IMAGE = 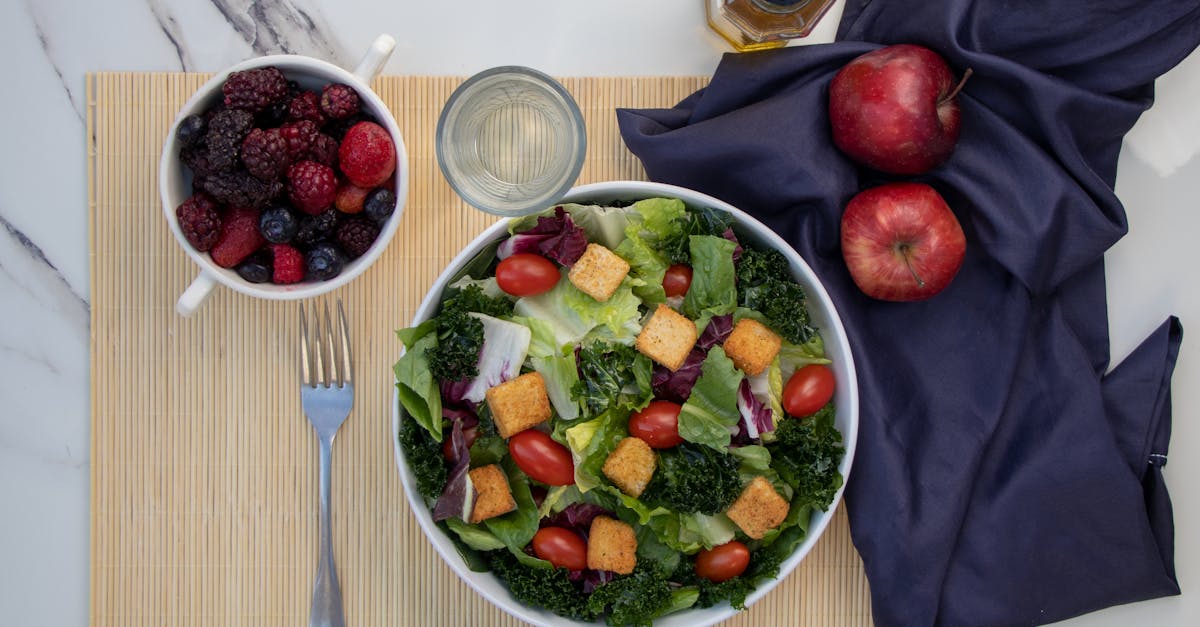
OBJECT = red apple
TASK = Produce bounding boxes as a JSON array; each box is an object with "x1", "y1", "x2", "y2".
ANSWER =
[
  {"x1": 829, "y1": 44, "x2": 971, "y2": 175},
  {"x1": 840, "y1": 182, "x2": 966, "y2": 301}
]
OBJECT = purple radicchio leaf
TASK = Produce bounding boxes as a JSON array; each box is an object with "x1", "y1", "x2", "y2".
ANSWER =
[
  {"x1": 432, "y1": 417, "x2": 476, "y2": 521},
  {"x1": 496, "y1": 206, "x2": 588, "y2": 266},
  {"x1": 698, "y1": 314, "x2": 734, "y2": 350},
  {"x1": 737, "y1": 378, "x2": 774, "y2": 442},
  {"x1": 722, "y1": 227, "x2": 743, "y2": 263},
  {"x1": 541, "y1": 502, "x2": 614, "y2": 533},
  {"x1": 651, "y1": 314, "x2": 735, "y2": 403}
]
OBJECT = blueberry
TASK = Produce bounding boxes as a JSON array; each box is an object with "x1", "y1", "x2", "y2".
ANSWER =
[
  {"x1": 234, "y1": 250, "x2": 272, "y2": 283},
  {"x1": 259, "y1": 206, "x2": 299, "y2": 243},
  {"x1": 305, "y1": 243, "x2": 345, "y2": 281},
  {"x1": 363, "y1": 188, "x2": 396, "y2": 224},
  {"x1": 175, "y1": 114, "x2": 206, "y2": 148}
]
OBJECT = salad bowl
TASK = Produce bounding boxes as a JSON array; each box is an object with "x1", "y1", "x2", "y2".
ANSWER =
[{"x1": 392, "y1": 180, "x2": 858, "y2": 626}]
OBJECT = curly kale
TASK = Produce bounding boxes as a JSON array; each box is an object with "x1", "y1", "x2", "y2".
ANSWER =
[
  {"x1": 398, "y1": 411, "x2": 448, "y2": 500},
  {"x1": 768, "y1": 403, "x2": 844, "y2": 511},
  {"x1": 426, "y1": 284, "x2": 515, "y2": 382},
  {"x1": 641, "y1": 442, "x2": 742, "y2": 515},
  {"x1": 736, "y1": 248, "x2": 815, "y2": 344},
  {"x1": 670, "y1": 556, "x2": 756, "y2": 611},
  {"x1": 571, "y1": 341, "x2": 653, "y2": 415},
  {"x1": 661, "y1": 205, "x2": 734, "y2": 265},
  {"x1": 488, "y1": 551, "x2": 595, "y2": 621},
  {"x1": 587, "y1": 564, "x2": 674, "y2": 626}
]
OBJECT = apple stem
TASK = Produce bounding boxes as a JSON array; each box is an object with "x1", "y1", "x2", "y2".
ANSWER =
[
  {"x1": 938, "y1": 67, "x2": 974, "y2": 106},
  {"x1": 899, "y1": 244, "x2": 926, "y2": 288}
]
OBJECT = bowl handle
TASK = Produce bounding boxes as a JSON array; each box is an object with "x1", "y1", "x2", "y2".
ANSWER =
[
  {"x1": 352, "y1": 34, "x2": 396, "y2": 84},
  {"x1": 176, "y1": 271, "x2": 217, "y2": 316}
]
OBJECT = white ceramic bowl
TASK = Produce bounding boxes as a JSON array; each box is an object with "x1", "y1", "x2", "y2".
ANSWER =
[
  {"x1": 159, "y1": 34, "x2": 409, "y2": 316},
  {"x1": 392, "y1": 180, "x2": 859, "y2": 626}
]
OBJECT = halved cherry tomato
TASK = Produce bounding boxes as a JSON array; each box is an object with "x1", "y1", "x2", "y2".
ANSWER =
[
  {"x1": 441, "y1": 426, "x2": 478, "y2": 462},
  {"x1": 783, "y1": 364, "x2": 836, "y2": 417},
  {"x1": 496, "y1": 253, "x2": 559, "y2": 297},
  {"x1": 629, "y1": 400, "x2": 685, "y2": 449},
  {"x1": 662, "y1": 263, "x2": 693, "y2": 298},
  {"x1": 508, "y1": 429, "x2": 575, "y2": 486},
  {"x1": 531, "y1": 527, "x2": 588, "y2": 570},
  {"x1": 695, "y1": 540, "x2": 750, "y2": 583}
]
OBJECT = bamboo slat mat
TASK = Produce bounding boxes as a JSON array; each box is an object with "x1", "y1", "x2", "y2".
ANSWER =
[{"x1": 87, "y1": 72, "x2": 873, "y2": 626}]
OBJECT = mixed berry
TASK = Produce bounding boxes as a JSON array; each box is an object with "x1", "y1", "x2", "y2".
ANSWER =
[{"x1": 174, "y1": 66, "x2": 399, "y2": 285}]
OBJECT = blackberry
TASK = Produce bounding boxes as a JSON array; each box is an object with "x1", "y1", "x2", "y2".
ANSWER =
[
  {"x1": 324, "y1": 112, "x2": 377, "y2": 141},
  {"x1": 320, "y1": 83, "x2": 360, "y2": 119},
  {"x1": 256, "y1": 80, "x2": 301, "y2": 127},
  {"x1": 286, "y1": 90, "x2": 326, "y2": 125},
  {"x1": 175, "y1": 193, "x2": 222, "y2": 251},
  {"x1": 199, "y1": 168, "x2": 283, "y2": 209},
  {"x1": 307, "y1": 133, "x2": 339, "y2": 168},
  {"x1": 335, "y1": 216, "x2": 380, "y2": 259},
  {"x1": 363, "y1": 187, "x2": 396, "y2": 223},
  {"x1": 175, "y1": 114, "x2": 207, "y2": 148},
  {"x1": 305, "y1": 243, "x2": 346, "y2": 281},
  {"x1": 279, "y1": 119, "x2": 319, "y2": 159},
  {"x1": 180, "y1": 144, "x2": 217, "y2": 180},
  {"x1": 294, "y1": 209, "x2": 341, "y2": 247},
  {"x1": 222, "y1": 66, "x2": 289, "y2": 113},
  {"x1": 234, "y1": 249, "x2": 273, "y2": 283},
  {"x1": 203, "y1": 109, "x2": 255, "y2": 171},
  {"x1": 258, "y1": 205, "x2": 300, "y2": 243},
  {"x1": 240, "y1": 128, "x2": 291, "y2": 181}
]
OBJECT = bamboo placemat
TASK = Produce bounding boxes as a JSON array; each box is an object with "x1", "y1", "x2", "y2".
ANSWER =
[{"x1": 87, "y1": 72, "x2": 872, "y2": 626}]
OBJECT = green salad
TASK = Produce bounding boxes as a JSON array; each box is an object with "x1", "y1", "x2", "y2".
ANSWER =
[{"x1": 395, "y1": 198, "x2": 844, "y2": 625}]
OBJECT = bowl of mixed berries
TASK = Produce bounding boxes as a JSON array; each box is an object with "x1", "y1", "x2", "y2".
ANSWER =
[{"x1": 160, "y1": 35, "x2": 408, "y2": 315}]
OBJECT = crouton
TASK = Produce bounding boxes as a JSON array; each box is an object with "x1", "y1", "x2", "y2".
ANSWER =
[
  {"x1": 587, "y1": 516, "x2": 637, "y2": 574},
  {"x1": 635, "y1": 304, "x2": 698, "y2": 371},
  {"x1": 568, "y1": 243, "x2": 630, "y2": 302},
  {"x1": 468, "y1": 464, "x2": 516, "y2": 523},
  {"x1": 725, "y1": 476, "x2": 790, "y2": 539},
  {"x1": 485, "y1": 372, "x2": 552, "y2": 439},
  {"x1": 723, "y1": 318, "x2": 782, "y2": 376},
  {"x1": 602, "y1": 437, "x2": 657, "y2": 498}
]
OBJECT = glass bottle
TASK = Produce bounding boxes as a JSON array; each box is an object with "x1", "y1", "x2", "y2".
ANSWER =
[{"x1": 705, "y1": 0, "x2": 838, "y2": 52}]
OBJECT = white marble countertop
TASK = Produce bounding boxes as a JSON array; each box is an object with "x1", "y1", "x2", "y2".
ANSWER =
[{"x1": 1, "y1": 1, "x2": 1197, "y2": 625}]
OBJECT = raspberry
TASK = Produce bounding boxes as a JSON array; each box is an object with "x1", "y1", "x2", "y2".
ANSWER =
[
  {"x1": 320, "y1": 84, "x2": 361, "y2": 119},
  {"x1": 334, "y1": 181, "x2": 370, "y2": 214},
  {"x1": 199, "y1": 168, "x2": 283, "y2": 209},
  {"x1": 363, "y1": 187, "x2": 397, "y2": 224},
  {"x1": 305, "y1": 243, "x2": 345, "y2": 281},
  {"x1": 270, "y1": 244, "x2": 304, "y2": 284},
  {"x1": 222, "y1": 67, "x2": 289, "y2": 112},
  {"x1": 307, "y1": 134, "x2": 339, "y2": 168},
  {"x1": 335, "y1": 216, "x2": 380, "y2": 258},
  {"x1": 175, "y1": 193, "x2": 222, "y2": 251},
  {"x1": 210, "y1": 207, "x2": 265, "y2": 268},
  {"x1": 204, "y1": 109, "x2": 255, "y2": 171},
  {"x1": 286, "y1": 90, "x2": 326, "y2": 125},
  {"x1": 280, "y1": 119, "x2": 319, "y2": 160},
  {"x1": 287, "y1": 160, "x2": 338, "y2": 214},
  {"x1": 338, "y1": 121, "x2": 397, "y2": 187},
  {"x1": 240, "y1": 128, "x2": 291, "y2": 181},
  {"x1": 294, "y1": 209, "x2": 341, "y2": 247}
]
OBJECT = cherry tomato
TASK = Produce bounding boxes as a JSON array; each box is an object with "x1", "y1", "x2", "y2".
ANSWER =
[
  {"x1": 496, "y1": 253, "x2": 560, "y2": 297},
  {"x1": 662, "y1": 264, "x2": 693, "y2": 298},
  {"x1": 695, "y1": 540, "x2": 750, "y2": 583},
  {"x1": 508, "y1": 430, "x2": 575, "y2": 486},
  {"x1": 629, "y1": 400, "x2": 685, "y2": 449},
  {"x1": 783, "y1": 364, "x2": 836, "y2": 417},
  {"x1": 441, "y1": 426, "x2": 478, "y2": 462},
  {"x1": 531, "y1": 527, "x2": 588, "y2": 570}
]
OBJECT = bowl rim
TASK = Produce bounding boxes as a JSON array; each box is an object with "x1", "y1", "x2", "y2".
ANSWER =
[
  {"x1": 158, "y1": 53, "x2": 411, "y2": 300},
  {"x1": 391, "y1": 180, "x2": 859, "y2": 626},
  {"x1": 435, "y1": 65, "x2": 587, "y2": 218}
]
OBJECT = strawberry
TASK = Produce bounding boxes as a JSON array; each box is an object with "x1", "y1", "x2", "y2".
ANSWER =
[
  {"x1": 210, "y1": 207, "x2": 265, "y2": 268},
  {"x1": 337, "y1": 121, "x2": 396, "y2": 187}
]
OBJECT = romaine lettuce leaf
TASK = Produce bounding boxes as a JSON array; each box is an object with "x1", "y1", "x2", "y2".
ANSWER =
[
  {"x1": 677, "y1": 347, "x2": 744, "y2": 449},
  {"x1": 682, "y1": 235, "x2": 738, "y2": 320},
  {"x1": 394, "y1": 330, "x2": 443, "y2": 441}
]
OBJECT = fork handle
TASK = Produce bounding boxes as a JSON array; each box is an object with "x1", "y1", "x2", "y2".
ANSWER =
[{"x1": 310, "y1": 435, "x2": 345, "y2": 627}]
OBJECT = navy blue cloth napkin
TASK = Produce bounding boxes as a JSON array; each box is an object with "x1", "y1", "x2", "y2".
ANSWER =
[{"x1": 617, "y1": 1, "x2": 1199, "y2": 625}]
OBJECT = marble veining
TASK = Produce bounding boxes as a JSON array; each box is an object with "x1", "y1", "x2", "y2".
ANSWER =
[{"x1": 210, "y1": 0, "x2": 347, "y2": 65}]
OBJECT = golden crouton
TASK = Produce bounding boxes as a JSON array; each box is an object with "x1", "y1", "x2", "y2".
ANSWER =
[
  {"x1": 485, "y1": 372, "x2": 552, "y2": 439},
  {"x1": 468, "y1": 464, "x2": 516, "y2": 523},
  {"x1": 635, "y1": 304, "x2": 698, "y2": 371},
  {"x1": 723, "y1": 318, "x2": 782, "y2": 376},
  {"x1": 725, "y1": 476, "x2": 789, "y2": 539},
  {"x1": 602, "y1": 437, "x2": 658, "y2": 498},
  {"x1": 586, "y1": 516, "x2": 637, "y2": 574},
  {"x1": 568, "y1": 243, "x2": 631, "y2": 302}
]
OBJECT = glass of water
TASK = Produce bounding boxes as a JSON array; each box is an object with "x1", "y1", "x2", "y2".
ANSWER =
[{"x1": 436, "y1": 66, "x2": 587, "y2": 217}]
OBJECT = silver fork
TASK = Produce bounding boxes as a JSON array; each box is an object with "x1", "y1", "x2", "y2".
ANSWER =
[{"x1": 299, "y1": 299, "x2": 354, "y2": 627}]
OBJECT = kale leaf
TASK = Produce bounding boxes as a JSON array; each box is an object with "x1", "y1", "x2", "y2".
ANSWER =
[
  {"x1": 661, "y1": 206, "x2": 734, "y2": 265},
  {"x1": 488, "y1": 550, "x2": 596, "y2": 621},
  {"x1": 571, "y1": 341, "x2": 653, "y2": 415},
  {"x1": 736, "y1": 248, "x2": 815, "y2": 344},
  {"x1": 641, "y1": 442, "x2": 742, "y2": 515},
  {"x1": 426, "y1": 284, "x2": 514, "y2": 382},
  {"x1": 768, "y1": 403, "x2": 844, "y2": 511},
  {"x1": 398, "y1": 412, "x2": 448, "y2": 500},
  {"x1": 586, "y1": 564, "x2": 674, "y2": 626}
]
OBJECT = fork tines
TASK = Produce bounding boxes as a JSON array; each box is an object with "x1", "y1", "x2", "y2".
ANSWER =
[{"x1": 300, "y1": 299, "x2": 353, "y2": 389}]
